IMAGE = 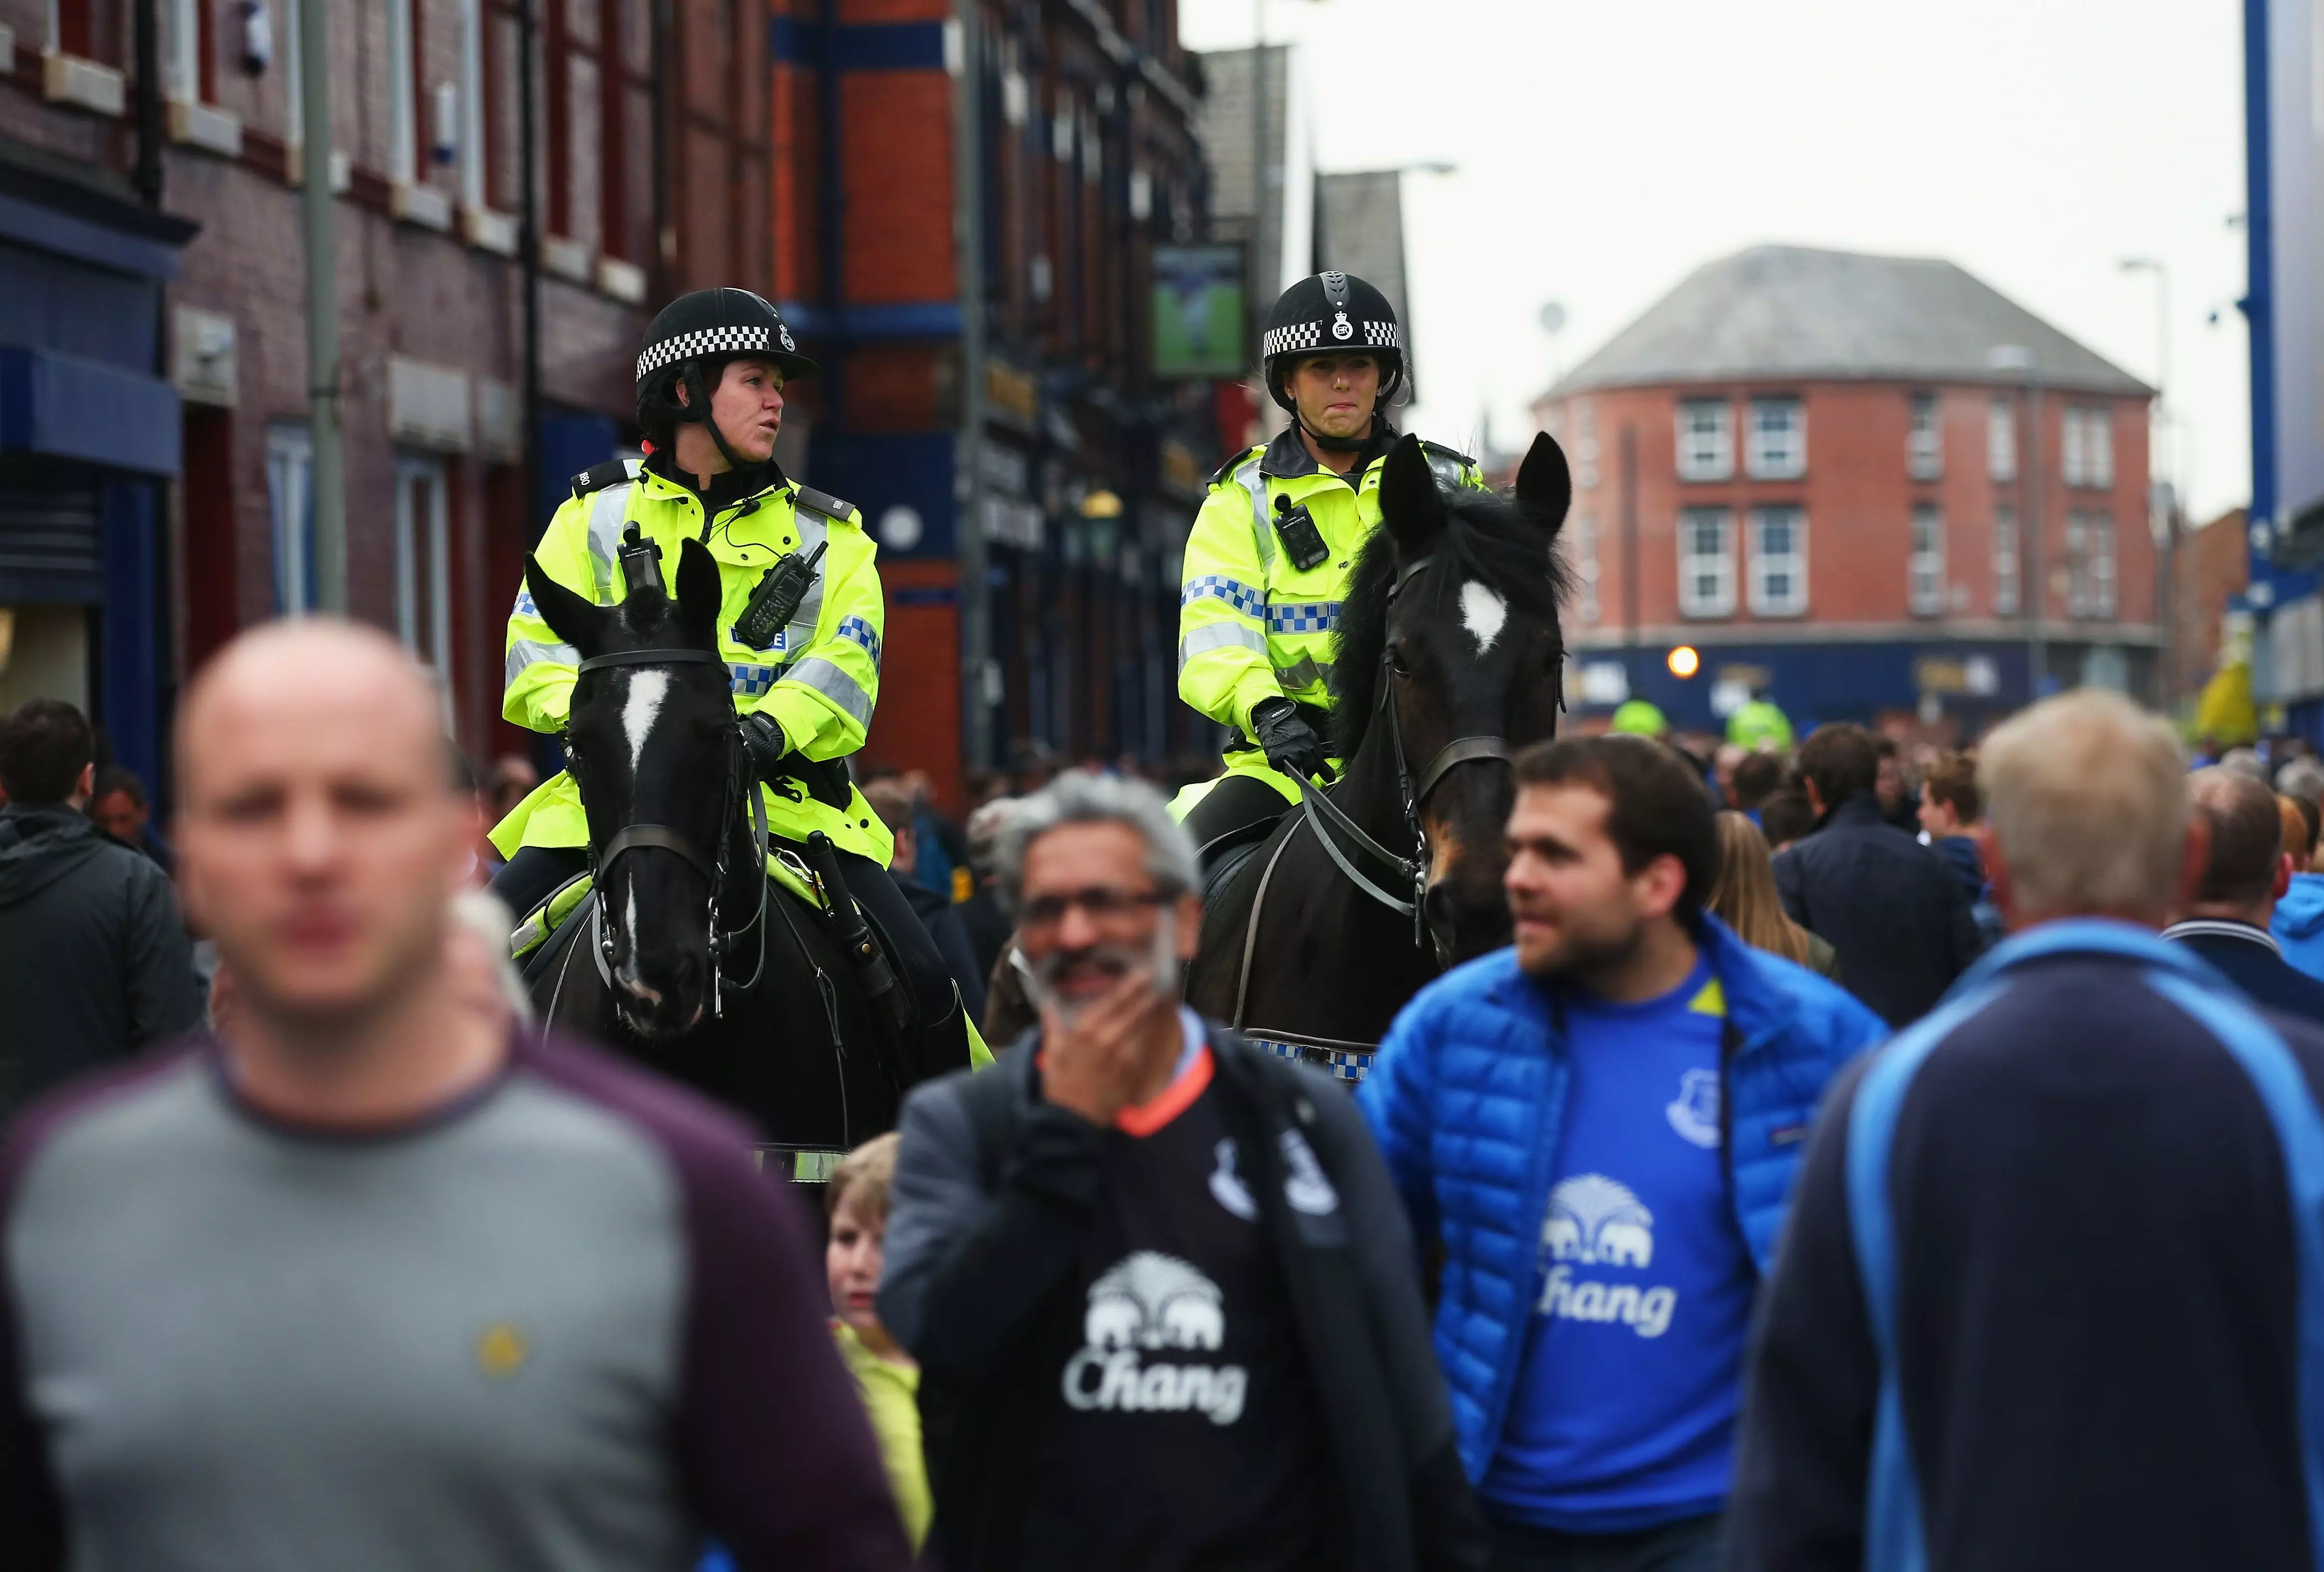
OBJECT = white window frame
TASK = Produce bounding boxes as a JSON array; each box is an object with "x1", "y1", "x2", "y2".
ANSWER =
[
  {"x1": 1908, "y1": 394, "x2": 1941, "y2": 480},
  {"x1": 386, "y1": 0, "x2": 418, "y2": 183},
  {"x1": 266, "y1": 422, "x2": 315, "y2": 614},
  {"x1": 1747, "y1": 506, "x2": 1808, "y2": 617},
  {"x1": 163, "y1": 0, "x2": 201, "y2": 100},
  {"x1": 1575, "y1": 513, "x2": 1600, "y2": 624},
  {"x1": 1992, "y1": 505, "x2": 2020, "y2": 615},
  {"x1": 458, "y1": 0, "x2": 487, "y2": 208},
  {"x1": 1677, "y1": 508, "x2": 1736, "y2": 618},
  {"x1": 1909, "y1": 505, "x2": 1945, "y2": 617},
  {"x1": 2067, "y1": 511, "x2": 2117, "y2": 619},
  {"x1": 1675, "y1": 400, "x2": 1733, "y2": 482},
  {"x1": 394, "y1": 453, "x2": 453, "y2": 676},
  {"x1": 2083, "y1": 408, "x2": 2113, "y2": 488},
  {"x1": 1745, "y1": 396, "x2": 1805, "y2": 480},
  {"x1": 1988, "y1": 398, "x2": 2016, "y2": 482}
]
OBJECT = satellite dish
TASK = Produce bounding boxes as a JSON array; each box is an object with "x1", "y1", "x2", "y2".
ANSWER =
[{"x1": 1538, "y1": 301, "x2": 1567, "y2": 335}]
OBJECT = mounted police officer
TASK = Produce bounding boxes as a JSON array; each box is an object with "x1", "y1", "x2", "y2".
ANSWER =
[
  {"x1": 489, "y1": 286, "x2": 971, "y2": 1076},
  {"x1": 1173, "y1": 270, "x2": 1484, "y2": 859}
]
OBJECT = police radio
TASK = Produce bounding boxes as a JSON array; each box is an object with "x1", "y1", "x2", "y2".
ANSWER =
[
  {"x1": 616, "y1": 524, "x2": 665, "y2": 596},
  {"x1": 733, "y1": 542, "x2": 827, "y2": 650},
  {"x1": 1272, "y1": 493, "x2": 1331, "y2": 573}
]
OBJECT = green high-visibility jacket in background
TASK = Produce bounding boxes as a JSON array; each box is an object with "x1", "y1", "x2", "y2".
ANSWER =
[
  {"x1": 493, "y1": 454, "x2": 894, "y2": 867},
  {"x1": 1175, "y1": 425, "x2": 1484, "y2": 808}
]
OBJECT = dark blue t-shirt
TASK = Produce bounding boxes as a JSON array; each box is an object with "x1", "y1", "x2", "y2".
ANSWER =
[{"x1": 1480, "y1": 957, "x2": 1758, "y2": 1532}]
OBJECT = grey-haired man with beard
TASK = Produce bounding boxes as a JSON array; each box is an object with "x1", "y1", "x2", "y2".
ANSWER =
[{"x1": 878, "y1": 772, "x2": 1486, "y2": 1572}]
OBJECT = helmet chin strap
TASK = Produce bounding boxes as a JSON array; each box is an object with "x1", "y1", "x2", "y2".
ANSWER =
[
  {"x1": 1297, "y1": 408, "x2": 1377, "y2": 455},
  {"x1": 684, "y1": 362, "x2": 749, "y2": 474}
]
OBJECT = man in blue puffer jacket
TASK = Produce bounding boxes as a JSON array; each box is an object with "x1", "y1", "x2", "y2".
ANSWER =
[{"x1": 1361, "y1": 735, "x2": 1884, "y2": 1572}]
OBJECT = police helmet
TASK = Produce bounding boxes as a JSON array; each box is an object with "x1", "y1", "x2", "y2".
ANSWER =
[
  {"x1": 1261, "y1": 271, "x2": 1404, "y2": 414},
  {"x1": 635, "y1": 288, "x2": 817, "y2": 440}
]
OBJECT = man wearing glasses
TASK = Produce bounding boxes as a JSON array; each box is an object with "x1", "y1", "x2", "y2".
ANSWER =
[{"x1": 877, "y1": 772, "x2": 1487, "y2": 1572}]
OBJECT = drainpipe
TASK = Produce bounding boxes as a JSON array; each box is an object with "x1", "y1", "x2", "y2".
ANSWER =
[
  {"x1": 518, "y1": 0, "x2": 544, "y2": 542},
  {"x1": 132, "y1": 0, "x2": 163, "y2": 207},
  {"x1": 298, "y1": 0, "x2": 344, "y2": 611}
]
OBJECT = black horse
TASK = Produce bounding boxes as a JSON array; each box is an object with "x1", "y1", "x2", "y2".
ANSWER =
[
  {"x1": 519, "y1": 535, "x2": 907, "y2": 1169},
  {"x1": 1184, "y1": 432, "x2": 1571, "y2": 1077}
]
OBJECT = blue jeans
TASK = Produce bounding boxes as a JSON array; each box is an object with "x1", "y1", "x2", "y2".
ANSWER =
[{"x1": 1487, "y1": 1512, "x2": 1722, "y2": 1572}]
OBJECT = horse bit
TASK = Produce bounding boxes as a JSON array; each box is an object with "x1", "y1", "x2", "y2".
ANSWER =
[{"x1": 568, "y1": 646, "x2": 773, "y2": 1016}]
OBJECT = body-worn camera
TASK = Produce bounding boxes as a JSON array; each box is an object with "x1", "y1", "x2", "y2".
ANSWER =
[
  {"x1": 733, "y1": 542, "x2": 827, "y2": 649},
  {"x1": 1272, "y1": 494, "x2": 1330, "y2": 573}
]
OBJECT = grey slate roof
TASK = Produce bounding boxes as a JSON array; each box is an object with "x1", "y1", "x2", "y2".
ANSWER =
[{"x1": 1547, "y1": 245, "x2": 2151, "y2": 400}]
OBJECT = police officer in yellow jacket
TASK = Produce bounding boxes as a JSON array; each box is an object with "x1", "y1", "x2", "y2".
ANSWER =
[
  {"x1": 489, "y1": 287, "x2": 969, "y2": 1073},
  {"x1": 1175, "y1": 271, "x2": 1482, "y2": 856}
]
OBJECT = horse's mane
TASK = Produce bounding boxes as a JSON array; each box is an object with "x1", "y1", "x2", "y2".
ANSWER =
[{"x1": 1329, "y1": 486, "x2": 1569, "y2": 760}]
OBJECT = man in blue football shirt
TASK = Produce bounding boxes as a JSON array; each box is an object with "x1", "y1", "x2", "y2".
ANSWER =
[{"x1": 1361, "y1": 736, "x2": 1885, "y2": 1570}]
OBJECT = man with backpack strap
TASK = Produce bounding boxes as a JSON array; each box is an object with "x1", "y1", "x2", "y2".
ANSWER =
[
  {"x1": 1727, "y1": 688, "x2": 2324, "y2": 1571},
  {"x1": 877, "y1": 772, "x2": 1487, "y2": 1572}
]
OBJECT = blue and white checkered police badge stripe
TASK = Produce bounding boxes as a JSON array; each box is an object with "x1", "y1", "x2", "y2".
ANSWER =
[
  {"x1": 1267, "y1": 601, "x2": 1341, "y2": 634},
  {"x1": 836, "y1": 615, "x2": 883, "y2": 669},
  {"x1": 729, "y1": 662, "x2": 781, "y2": 697},
  {"x1": 1183, "y1": 575, "x2": 1267, "y2": 619},
  {"x1": 635, "y1": 324, "x2": 776, "y2": 382},
  {"x1": 1252, "y1": 1037, "x2": 1375, "y2": 1083},
  {"x1": 1262, "y1": 321, "x2": 1325, "y2": 359},
  {"x1": 513, "y1": 589, "x2": 539, "y2": 619},
  {"x1": 1362, "y1": 321, "x2": 1400, "y2": 351}
]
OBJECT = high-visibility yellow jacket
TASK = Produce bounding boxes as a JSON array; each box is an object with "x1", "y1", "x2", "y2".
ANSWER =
[
  {"x1": 1176, "y1": 426, "x2": 1484, "y2": 801},
  {"x1": 491, "y1": 454, "x2": 893, "y2": 866}
]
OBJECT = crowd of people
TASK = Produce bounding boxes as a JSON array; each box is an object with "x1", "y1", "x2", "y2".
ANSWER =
[{"x1": 18, "y1": 634, "x2": 2324, "y2": 1569}]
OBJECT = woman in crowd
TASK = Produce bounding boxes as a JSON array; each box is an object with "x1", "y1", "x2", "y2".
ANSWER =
[{"x1": 1708, "y1": 809, "x2": 1840, "y2": 980}]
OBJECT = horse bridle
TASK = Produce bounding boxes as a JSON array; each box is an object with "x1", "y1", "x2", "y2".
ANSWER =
[
  {"x1": 570, "y1": 647, "x2": 772, "y2": 1014},
  {"x1": 1291, "y1": 554, "x2": 1541, "y2": 954}
]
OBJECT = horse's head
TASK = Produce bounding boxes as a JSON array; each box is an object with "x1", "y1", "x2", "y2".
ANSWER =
[
  {"x1": 1335, "y1": 432, "x2": 1571, "y2": 962},
  {"x1": 524, "y1": 536, "x2": 739, "y2": 1038}
]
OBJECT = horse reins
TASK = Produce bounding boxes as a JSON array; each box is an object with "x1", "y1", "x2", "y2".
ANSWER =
[{"x1": 572, "y1": 646, "x2": 773, "y2": 1016}]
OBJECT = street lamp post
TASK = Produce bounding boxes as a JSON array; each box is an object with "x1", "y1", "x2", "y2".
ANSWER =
[
  {"x1": 2120, "y1": 256, "x2": 2174, "y2": 706},
  {"x1": 1990, "y1": 344, "x2": 2041, "y2": 701}
]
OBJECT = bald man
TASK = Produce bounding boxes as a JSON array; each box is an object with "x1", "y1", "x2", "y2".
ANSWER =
[{"x1": 0, "y1": 622, "x2": 911, "y2": 1572}]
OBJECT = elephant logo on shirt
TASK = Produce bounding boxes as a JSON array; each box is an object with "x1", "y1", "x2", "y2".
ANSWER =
[
  {"x1": 1085, "y1": 1251, "x2": 1225, "y2": 1351},
  {"x1": 1064, "y1": 1252, "x2": 1247, "y2": 1425},
  {"x1": 1543, "y1": 1173, "x2": 1655, "y2": 1269}
]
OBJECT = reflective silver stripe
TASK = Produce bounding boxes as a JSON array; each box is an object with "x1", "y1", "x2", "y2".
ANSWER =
[
  {"x1": 1275, "y1": 655, "x2": 1333, "y2": 691},
  {"x1": 505, "y1": 638, "x2": 580, "y2": 688},
  {"x1": 782, "y1": 656, "x2": 873, "y2": 727},
  {"x1": 584, "y1": 471, "x2": 639, "y2": 599},
  {"x1": 1237, "y1": 456, "x2": 1276, "y2": 574},
  {"x1": 1178, "y1": 621, "x2": 1270, "y2": 671},
  {"x1": 783, "y1": 496, "x2": 835, "y2": 653}
]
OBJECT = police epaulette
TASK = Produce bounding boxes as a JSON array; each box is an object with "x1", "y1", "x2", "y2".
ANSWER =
[
  {"x1": 1206, "y1": 445, "x2": 1266, "y2": 489},
  {"x1": 570, "y1": 459, "x2": 634, "y2": 499},
  {"x1": 1418, "y1": 438, "x2": 1477, "y2": 469},
  {"x1": 790, "y1": 482, "x2": 857, "y2": 523}
]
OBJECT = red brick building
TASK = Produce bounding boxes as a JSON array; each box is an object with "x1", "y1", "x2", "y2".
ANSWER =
[
  {"x1": 1535, "y1": 246, "x2": 2156, "y2": 736},
  {"x1": 765, "y1": 0, "x2": 1214, "y2": 808},
  {"x1": 0, "y1": 0, "x2": 770, "y2": 787}
]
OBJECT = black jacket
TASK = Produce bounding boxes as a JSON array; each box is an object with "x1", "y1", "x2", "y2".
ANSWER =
[
  {"x1": 901, "y1": 880, "x2": 988, "y2": 1024},
  {"x1": 2167, "y1": 920, "x2": 2324, "y2": 1026},
  {"x1": 0, "y1": 805, "x2": 202, "y2": 1122},
  {"x1": 879, "y1": 1021, "x2": 1487, "y2": 1572},
  {"x1": 1773, "y1": 794, "x2": 1984, "y2": 1026},
  {"x1": 1726, "y1": 935, "x2": 2324, "y2": 1571}
]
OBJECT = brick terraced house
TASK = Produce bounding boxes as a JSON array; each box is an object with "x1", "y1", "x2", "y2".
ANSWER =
[{"x1": 1535, "y1": 245, "x2": 2156, "y2": 739}]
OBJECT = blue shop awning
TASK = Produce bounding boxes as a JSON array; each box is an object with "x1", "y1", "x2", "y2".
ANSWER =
[{"x1": 0, "y1": 346, "x2": 180, "y2": 477}]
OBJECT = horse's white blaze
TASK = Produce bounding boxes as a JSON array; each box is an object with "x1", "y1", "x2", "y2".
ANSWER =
[
  {"x1": 620, "y1": 670, "x2": 669, "y2": 770},
  {"x1": 1461, "y1": 581, "x2": 1508, "y2": 652}
]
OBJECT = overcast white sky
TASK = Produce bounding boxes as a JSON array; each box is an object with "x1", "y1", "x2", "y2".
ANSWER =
[{"x1": 1181, "y1": 0, "x2": 2253, "y2": 522}]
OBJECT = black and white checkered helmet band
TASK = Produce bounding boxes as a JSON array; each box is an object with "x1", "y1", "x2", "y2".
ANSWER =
[
  {"x1": 636, "y1": 325, "x2": 773, "y2": 383},
  {"x1": 1263, "y1": 319, "x2": 1399, "y2": 360}
]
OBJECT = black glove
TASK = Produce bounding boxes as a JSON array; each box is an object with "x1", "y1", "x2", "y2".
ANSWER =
[
  {"x1": 1250, "y1": 697, "x2": 1326, "y2": 784},
  {"x1": 742, "y1": 712, "x2": 855, "y2": 811},
  {"x1": 740, "y1": 712, "x2": 791, "y2": 779}
]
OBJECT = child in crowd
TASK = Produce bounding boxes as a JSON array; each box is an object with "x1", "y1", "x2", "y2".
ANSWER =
[{"x1": 825, "y1": 1134, "x2": 931, "y2": 1550}]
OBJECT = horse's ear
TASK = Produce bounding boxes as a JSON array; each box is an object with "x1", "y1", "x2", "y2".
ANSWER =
[
  {"x1": 674, "y1": 537, "x2": 722, "y2": 643},
  {"x1": 523, "y1": 558, "x2": 604, "y2": 654},
  {"x1": 1377, "y1": 434, "x2": 1445, "y2": 554},
  {"x1": 1514, "y1": 432, "x2": 1572, "y2": 537}
]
